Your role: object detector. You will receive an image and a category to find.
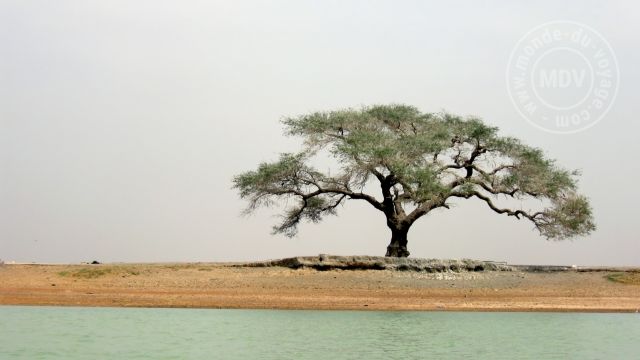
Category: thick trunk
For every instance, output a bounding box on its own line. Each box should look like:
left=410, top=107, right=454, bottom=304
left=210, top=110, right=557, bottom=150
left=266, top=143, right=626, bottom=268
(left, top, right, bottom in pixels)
left=385, top=227, right=410, bottom=257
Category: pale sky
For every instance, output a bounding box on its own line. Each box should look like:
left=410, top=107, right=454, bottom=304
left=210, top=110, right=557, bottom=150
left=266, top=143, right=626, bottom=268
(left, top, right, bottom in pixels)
left=1, top=0, right=639, bottom=265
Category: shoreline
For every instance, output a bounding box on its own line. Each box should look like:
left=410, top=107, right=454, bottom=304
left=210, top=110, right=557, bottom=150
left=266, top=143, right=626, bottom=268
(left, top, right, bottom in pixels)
left=1, top=263, right=639, bottom=312
left=3, top=304, right=638, bottom=313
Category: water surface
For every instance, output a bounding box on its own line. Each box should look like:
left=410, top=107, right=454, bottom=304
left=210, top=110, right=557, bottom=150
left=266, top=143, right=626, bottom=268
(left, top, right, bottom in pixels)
left=1, top=306, right=638, bottom=359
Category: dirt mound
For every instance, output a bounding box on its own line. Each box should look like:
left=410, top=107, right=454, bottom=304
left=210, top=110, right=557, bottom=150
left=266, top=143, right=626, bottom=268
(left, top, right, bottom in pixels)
left=243, top=255, right=514, bottom=272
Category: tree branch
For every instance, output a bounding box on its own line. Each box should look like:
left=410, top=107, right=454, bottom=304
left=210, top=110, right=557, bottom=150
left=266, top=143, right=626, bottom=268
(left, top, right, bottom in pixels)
left=448, top=190, right=540, bottom=221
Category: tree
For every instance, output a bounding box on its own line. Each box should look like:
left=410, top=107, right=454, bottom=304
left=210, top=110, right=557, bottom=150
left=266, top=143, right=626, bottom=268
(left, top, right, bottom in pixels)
left=233, top=105, right=595, bottom=257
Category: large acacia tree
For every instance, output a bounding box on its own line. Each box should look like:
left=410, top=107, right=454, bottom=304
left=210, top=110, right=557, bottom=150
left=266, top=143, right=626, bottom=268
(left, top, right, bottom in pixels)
left=233, top=105, right=595, bottom=257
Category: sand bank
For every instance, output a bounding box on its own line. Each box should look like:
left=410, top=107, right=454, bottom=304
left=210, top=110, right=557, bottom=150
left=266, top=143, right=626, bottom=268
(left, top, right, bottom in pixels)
left=1, top=262, right=638, bottom=312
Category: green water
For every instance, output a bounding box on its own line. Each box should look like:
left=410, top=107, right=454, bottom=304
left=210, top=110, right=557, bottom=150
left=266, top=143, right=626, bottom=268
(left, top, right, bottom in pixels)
left=0, top=306, right=638, bottom=359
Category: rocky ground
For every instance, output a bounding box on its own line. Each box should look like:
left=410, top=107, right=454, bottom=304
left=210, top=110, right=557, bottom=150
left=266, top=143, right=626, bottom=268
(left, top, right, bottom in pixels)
left=1, top=258, right=638, bottom=312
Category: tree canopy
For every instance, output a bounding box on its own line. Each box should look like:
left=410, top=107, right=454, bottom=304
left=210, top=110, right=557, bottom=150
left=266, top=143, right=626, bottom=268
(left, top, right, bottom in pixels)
left=233, top=104, right=595, bottom=257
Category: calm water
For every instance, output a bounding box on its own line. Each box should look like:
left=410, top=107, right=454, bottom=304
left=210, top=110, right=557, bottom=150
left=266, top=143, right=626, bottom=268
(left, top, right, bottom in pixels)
left=1, top=306, right=639, bottom=359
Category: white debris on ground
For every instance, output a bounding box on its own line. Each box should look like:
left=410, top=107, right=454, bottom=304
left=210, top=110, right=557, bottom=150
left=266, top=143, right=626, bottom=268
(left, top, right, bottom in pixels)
left=390, top=269, right=493, bottom=281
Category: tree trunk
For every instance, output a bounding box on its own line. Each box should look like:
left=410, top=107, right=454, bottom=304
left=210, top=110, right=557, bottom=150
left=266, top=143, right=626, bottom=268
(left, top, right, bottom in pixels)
left=385, top=227, right=410, bottom=257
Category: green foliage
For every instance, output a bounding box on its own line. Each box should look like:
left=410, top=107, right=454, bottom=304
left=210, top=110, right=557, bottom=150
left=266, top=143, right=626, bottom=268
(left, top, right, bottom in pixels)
left=272, top=195, right=342, bottom=237
left=234, top=104, right=595, bottom=241
left=57, top=268, right=112, bottom=279
left=57, top=266, right=141, bottom=279
left=606, top=272, right=640, bottom=285
left=536, top=194, right=596, bottom=239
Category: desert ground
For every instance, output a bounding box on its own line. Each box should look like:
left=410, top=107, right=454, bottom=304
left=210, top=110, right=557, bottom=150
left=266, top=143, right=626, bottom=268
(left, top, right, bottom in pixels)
left=1, top=262, right=639, bottom=312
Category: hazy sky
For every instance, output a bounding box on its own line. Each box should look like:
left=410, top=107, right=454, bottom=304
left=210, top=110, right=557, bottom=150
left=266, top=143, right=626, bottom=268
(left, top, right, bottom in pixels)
left=2, top=1, right=639, bottom=265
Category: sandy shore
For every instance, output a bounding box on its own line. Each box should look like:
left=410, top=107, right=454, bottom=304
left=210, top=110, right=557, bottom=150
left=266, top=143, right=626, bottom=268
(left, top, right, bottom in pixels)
left=1, top=263, right=639, bottom=312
